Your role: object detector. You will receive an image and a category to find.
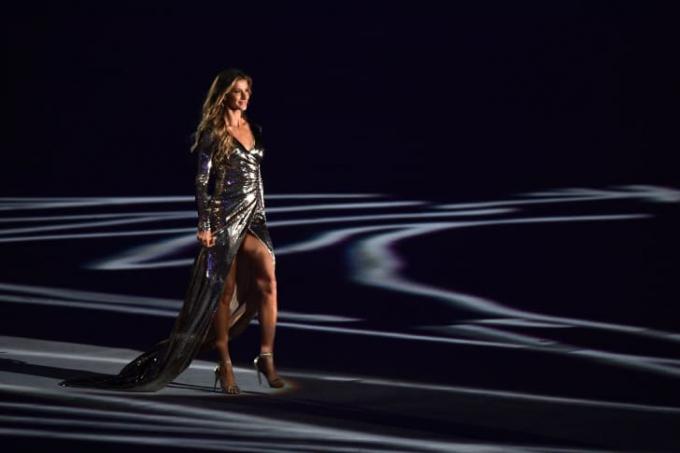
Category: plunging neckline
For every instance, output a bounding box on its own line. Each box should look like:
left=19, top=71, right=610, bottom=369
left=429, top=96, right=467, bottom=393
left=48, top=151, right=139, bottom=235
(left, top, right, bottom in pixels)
left=228, top=124, right=257, bottom=153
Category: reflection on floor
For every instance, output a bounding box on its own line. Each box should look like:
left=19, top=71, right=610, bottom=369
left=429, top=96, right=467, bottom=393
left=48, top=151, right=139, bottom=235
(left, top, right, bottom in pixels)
left=1, top=185, right=679, bottom=451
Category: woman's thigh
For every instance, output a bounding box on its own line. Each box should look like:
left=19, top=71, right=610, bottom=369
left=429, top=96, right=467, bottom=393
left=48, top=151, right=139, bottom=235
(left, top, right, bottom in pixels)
left=239, top=231, right=276, bottom=296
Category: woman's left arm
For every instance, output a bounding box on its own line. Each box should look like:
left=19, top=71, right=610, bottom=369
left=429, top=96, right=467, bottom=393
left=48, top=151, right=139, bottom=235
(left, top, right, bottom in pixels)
left=195, top=133, right=214, bottom=232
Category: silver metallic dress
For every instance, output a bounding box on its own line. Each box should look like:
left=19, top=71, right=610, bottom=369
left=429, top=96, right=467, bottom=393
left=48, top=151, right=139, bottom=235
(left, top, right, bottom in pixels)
left=58, top=123, right=275, bottom=391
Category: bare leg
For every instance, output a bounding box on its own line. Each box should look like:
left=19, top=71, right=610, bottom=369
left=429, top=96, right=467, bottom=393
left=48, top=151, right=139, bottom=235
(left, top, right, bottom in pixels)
left=240, top=232, right=282, bottom=385
left=213, top=253, right=239, bottom=393
left=200, top=245, right=255, bottom=353
left=258, top=269, right=278, bottom=355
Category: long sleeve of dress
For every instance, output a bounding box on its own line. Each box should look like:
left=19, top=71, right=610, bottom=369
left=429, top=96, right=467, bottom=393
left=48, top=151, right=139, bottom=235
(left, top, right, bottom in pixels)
left=257, top=166, right=267, bottom=221
left=195, top=134, right=213, bottom=232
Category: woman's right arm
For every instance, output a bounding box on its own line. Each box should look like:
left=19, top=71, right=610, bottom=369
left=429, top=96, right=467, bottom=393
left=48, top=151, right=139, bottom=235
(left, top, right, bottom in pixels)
left=195, top=133, right=215, bottom=247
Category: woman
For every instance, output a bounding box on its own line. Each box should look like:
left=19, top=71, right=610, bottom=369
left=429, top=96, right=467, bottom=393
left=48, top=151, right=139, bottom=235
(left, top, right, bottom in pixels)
left=58, top=68, right=284, bottom=394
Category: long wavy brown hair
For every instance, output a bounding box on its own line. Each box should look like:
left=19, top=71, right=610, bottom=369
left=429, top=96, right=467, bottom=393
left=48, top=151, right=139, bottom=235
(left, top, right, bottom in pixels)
left=190, top=68, right=253, bottom=165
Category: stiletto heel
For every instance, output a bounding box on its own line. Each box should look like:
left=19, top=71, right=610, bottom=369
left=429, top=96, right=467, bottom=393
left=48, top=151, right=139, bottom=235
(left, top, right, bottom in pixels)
left=213, top=360, right=240, bottom=394
left=253, top=352, right=285, bottom=388
left=253, top=358, right=262, bottom=386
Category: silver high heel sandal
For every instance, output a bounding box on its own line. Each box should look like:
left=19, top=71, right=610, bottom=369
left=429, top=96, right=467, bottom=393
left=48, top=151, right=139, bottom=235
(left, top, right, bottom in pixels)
left=253, top=352, right=285, bottom=388
left=213, top=360, right=240, bottom=394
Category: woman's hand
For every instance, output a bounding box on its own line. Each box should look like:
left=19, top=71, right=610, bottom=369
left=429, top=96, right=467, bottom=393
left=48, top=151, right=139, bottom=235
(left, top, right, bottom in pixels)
left=197, top=229, right=216, bottom=248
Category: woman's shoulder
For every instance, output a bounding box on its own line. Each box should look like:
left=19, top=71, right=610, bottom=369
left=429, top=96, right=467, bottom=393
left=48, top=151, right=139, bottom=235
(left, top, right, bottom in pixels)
left=194, top=128, right=216, bottom=151
left=250, top=121, right=263, bottom=134
left=200, top=128, right=217, bottom=143
left=248, top=121, right=264, bottom=146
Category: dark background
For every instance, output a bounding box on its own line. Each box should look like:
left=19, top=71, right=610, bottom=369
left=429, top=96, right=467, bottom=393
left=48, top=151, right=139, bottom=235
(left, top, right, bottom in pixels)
left=2, top=2, right=680, bottom=449
left=3, top=1, right=677, bottom=201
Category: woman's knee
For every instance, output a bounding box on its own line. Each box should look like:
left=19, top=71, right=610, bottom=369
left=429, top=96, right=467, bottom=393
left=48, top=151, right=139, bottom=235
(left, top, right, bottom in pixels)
left=255, top=276, right=277, bottom=298
left=218, top=259, right=239, bottom=303
left=219, top=280, right=236, bottom=306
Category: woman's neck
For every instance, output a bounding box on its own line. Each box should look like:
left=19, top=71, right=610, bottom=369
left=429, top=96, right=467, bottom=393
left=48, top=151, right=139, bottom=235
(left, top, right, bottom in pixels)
left=224, top=109, right=245, bottom=127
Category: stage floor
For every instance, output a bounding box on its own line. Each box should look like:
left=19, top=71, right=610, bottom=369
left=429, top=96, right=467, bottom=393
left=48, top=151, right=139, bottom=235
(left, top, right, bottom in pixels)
left=1, top=186, right=679, bottom=451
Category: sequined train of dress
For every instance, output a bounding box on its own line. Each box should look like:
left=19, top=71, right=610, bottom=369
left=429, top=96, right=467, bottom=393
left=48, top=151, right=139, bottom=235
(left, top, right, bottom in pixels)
left=58, top=123, right=275, bottom=391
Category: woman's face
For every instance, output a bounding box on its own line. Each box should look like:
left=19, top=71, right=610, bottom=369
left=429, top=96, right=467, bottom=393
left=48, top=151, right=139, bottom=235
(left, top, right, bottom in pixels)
left=224, top=79, right=251, bottom=112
